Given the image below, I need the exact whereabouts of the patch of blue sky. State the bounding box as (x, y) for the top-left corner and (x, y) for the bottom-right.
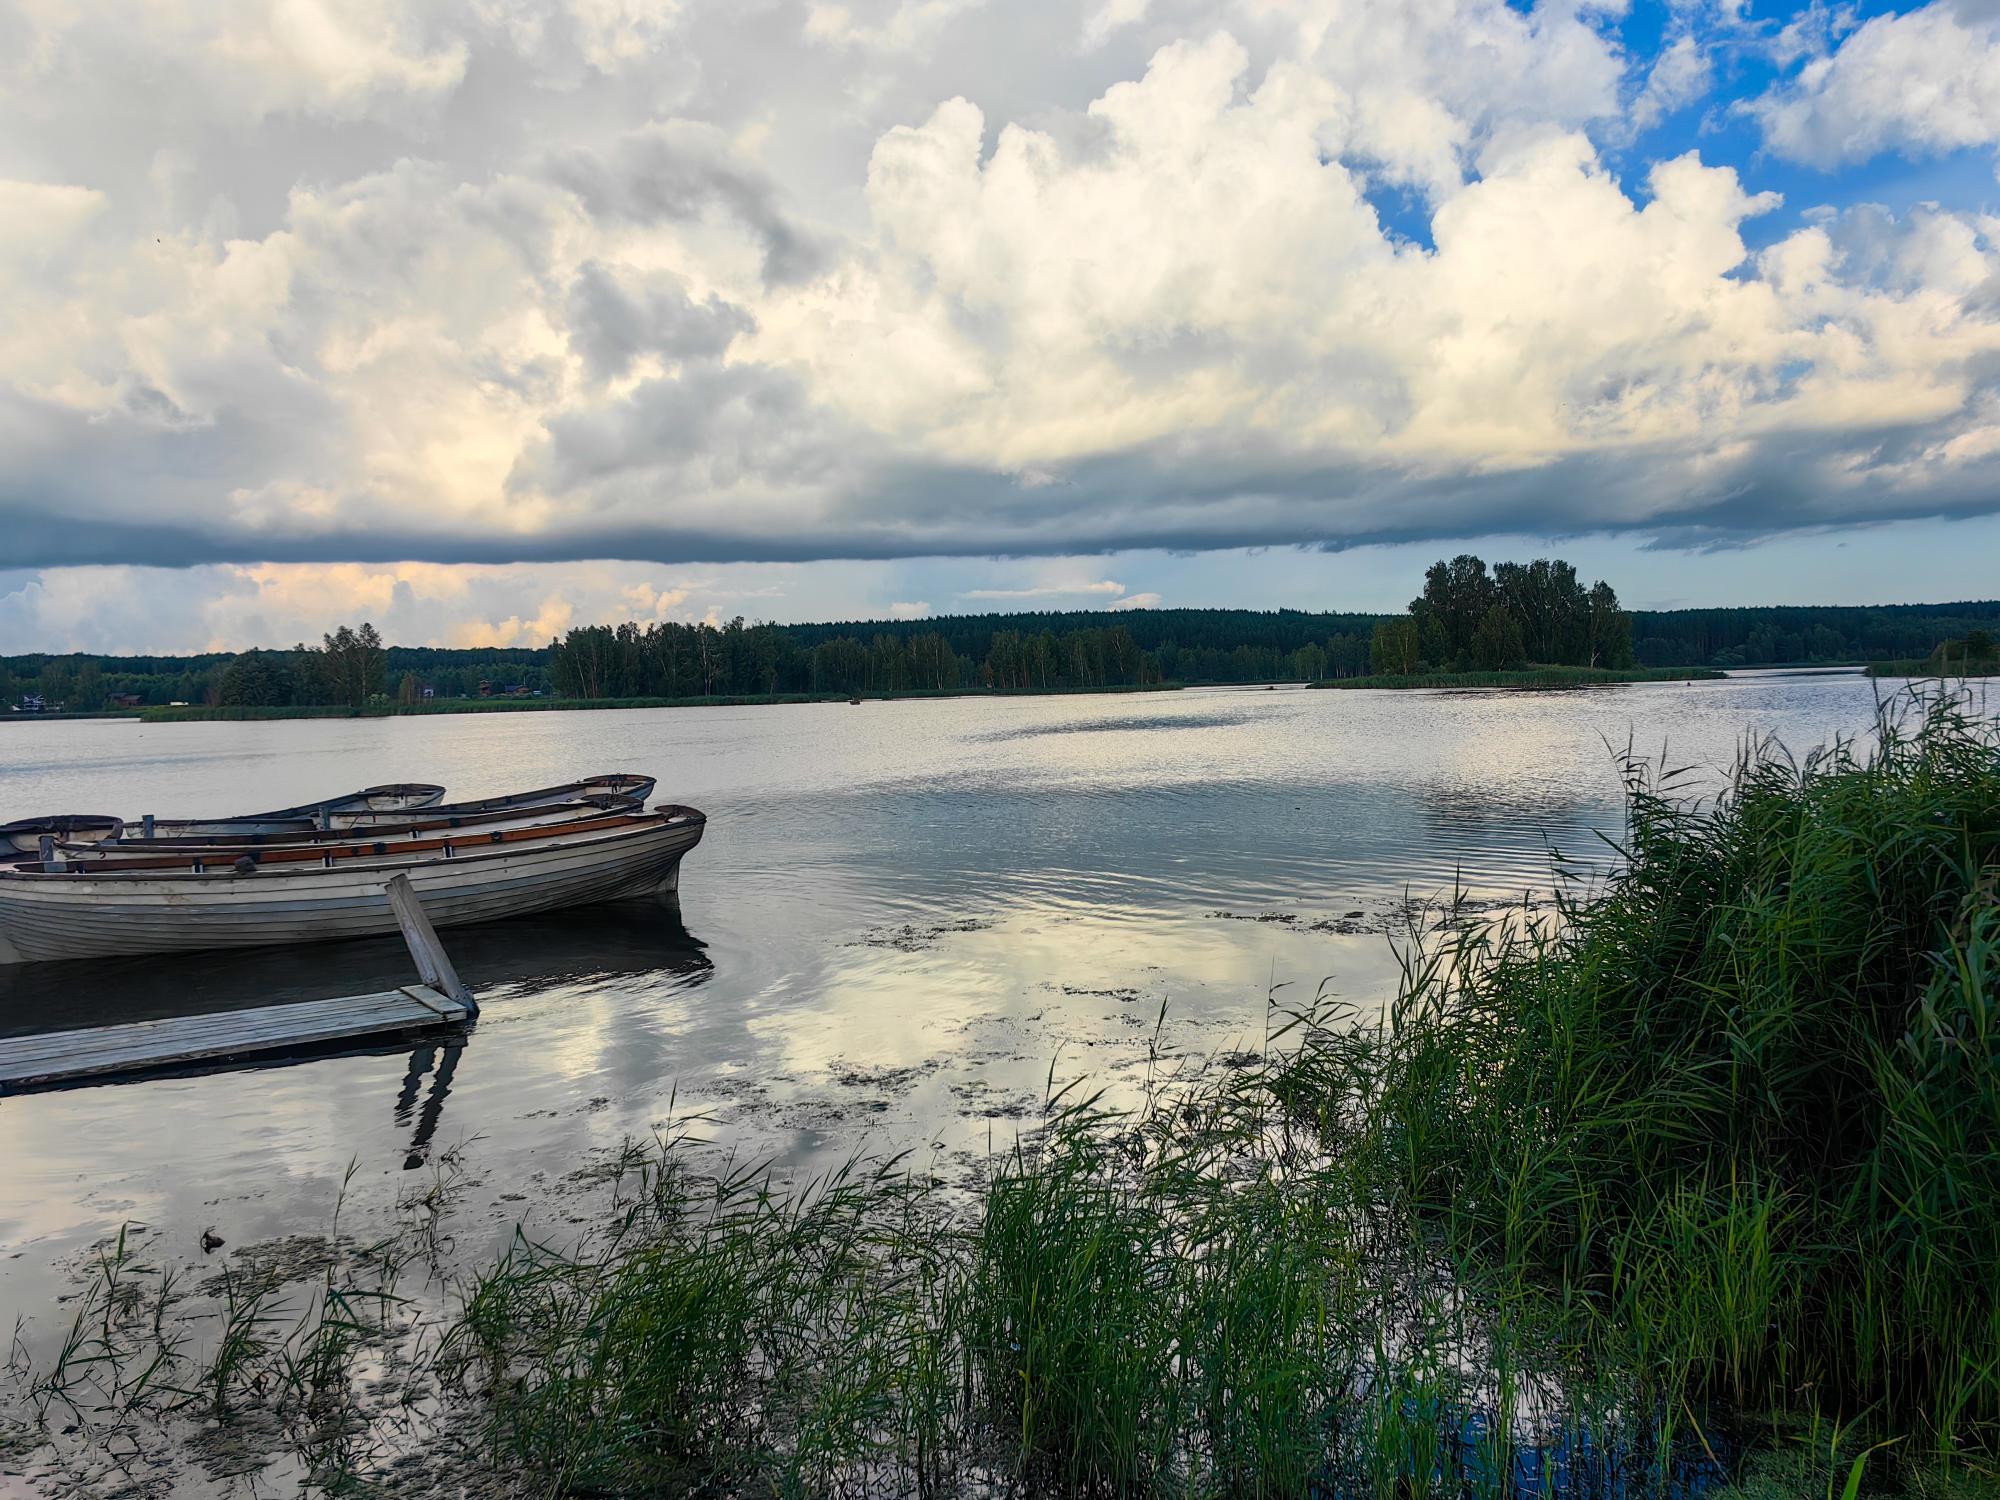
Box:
(1352, 1), (1998, 264)
(1358, 179), (1440, 252)
(1595, 1), (1999, 252)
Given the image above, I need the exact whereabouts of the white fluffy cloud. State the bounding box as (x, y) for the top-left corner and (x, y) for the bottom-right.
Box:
(4, 0), (2000, 616)
(1629, 33), (1710, 135)
(1752, 1), (2000, 167)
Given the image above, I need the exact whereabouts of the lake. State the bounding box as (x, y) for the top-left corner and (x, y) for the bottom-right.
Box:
(0, 671), (1908, 1326)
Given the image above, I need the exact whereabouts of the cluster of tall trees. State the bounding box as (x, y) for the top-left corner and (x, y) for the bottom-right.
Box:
(212, 626), (388, 708)
(802, 631), (967, 693)
(550, 620), (791, 698)
(214, 625), (388, 708)
(1368, 555), (1633, 675)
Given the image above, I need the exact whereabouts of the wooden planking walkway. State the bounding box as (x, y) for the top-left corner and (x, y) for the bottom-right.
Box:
(0, 984), (472, 1091)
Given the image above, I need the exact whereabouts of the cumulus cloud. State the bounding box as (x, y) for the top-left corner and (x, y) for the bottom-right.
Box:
(1628, 33), (1711, 135)
(3, 0), (2000, 615)
(1081, 0), (1151, 50)
(1752, 1), (2000, 166)
(0, 181), (109, 268)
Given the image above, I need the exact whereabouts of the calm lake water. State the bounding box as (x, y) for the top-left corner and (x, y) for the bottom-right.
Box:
(0, 672), (1914, 1326)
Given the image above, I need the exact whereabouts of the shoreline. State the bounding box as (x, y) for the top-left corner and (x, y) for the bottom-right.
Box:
(9, 669), (1740, 726)
(130, 681), (1188, 723)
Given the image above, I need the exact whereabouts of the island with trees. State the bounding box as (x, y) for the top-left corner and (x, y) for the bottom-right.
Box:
(1322, 553), (1720, 687)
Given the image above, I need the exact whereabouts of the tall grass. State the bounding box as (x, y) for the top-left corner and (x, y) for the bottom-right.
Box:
(1363, 690), (2000, 1452)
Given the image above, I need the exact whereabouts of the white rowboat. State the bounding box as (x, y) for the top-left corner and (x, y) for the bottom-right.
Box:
(0, 807), (705, 965)
(0, 816), (124, 856)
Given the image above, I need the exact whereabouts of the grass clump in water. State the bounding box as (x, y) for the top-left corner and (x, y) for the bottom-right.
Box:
(443, 1144), (966, 1497)
(1366, 690), (2000, 1455)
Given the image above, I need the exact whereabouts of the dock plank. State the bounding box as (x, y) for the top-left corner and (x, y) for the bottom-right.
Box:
(0, 986), (471, 1090)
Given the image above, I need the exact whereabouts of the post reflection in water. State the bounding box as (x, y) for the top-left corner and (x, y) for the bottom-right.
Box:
(394, 1041), (462, 1171)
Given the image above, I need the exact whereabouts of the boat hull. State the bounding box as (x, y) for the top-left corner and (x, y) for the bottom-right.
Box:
(0, 817), (703, 965)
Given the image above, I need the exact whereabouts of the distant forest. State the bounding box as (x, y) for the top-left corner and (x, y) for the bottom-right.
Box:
(6, 585), (2000, 710)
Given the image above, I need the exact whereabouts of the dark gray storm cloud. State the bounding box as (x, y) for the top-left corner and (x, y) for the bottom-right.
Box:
(564, 262), (752, 381)
(544, 122), (827, 285)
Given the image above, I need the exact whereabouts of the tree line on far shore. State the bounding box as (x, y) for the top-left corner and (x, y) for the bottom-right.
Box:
(0, 626), (549, 712)
(541, 617), (1387, 697)
(543, 554), (1635, 697)
(8, 591), (2000, 711)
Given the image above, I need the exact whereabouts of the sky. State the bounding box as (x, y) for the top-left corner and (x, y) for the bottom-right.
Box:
(5, 0), (2000, 653)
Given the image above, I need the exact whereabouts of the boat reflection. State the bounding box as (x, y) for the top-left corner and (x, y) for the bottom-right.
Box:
(0, 898), (712, 1039)
(0, 902), (713, 1161)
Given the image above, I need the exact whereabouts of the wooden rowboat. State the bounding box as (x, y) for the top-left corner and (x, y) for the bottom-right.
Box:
(0, 806), (705, 965)
(136, 784), (448, 839)
(0, 815), (124, 856)
(329, 775), (656, 826)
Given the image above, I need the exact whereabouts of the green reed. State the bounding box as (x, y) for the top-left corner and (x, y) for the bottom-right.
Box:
(1362, 689), (2000, 1456)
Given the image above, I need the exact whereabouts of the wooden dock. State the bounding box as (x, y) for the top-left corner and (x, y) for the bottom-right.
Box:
(0, 874), (479, 1093)
(0, 985), (471, 1090)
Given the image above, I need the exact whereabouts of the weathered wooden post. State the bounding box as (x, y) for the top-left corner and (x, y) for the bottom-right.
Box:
(384, 873), (476, 1015)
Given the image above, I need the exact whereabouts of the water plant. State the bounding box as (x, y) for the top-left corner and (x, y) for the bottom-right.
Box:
(1361, 690), (2000, 1454)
